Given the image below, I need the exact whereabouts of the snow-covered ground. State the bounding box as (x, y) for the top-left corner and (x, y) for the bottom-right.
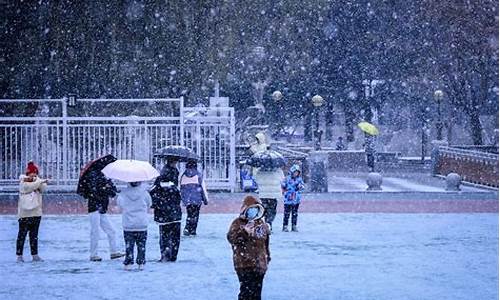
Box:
(328, 172), (491, 192)
(1, 213), (497, 300)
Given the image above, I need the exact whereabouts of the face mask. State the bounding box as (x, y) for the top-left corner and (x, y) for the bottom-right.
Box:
(246, 207), (259, 220)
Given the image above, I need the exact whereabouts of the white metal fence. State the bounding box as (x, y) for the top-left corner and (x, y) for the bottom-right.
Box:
(0, 98), (235, 192)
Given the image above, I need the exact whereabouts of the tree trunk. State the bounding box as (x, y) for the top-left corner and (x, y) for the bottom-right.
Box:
(325, 103), (334, 142)
(469, 110), (483, 145)
(304, 111), (312, 142)
(343, 102), (355, 143)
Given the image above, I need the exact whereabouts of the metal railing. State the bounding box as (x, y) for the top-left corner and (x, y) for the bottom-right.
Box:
(437, 146), (499, 187)
(0, 98), (236, 192)
(439, 146), (498, 164)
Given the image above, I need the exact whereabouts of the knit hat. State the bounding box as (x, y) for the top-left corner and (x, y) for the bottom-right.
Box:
(26, 161), (39, 175)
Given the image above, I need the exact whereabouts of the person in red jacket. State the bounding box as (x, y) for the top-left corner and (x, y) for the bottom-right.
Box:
(227, 195), (271, 300)
(16, 162), (47, 262)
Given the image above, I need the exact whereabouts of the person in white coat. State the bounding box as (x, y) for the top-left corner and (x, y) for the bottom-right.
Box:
(16, 162), (47, 262)
(249, 132), (268, 154)
(117, 182), (152, 271)
(253, 166), (284, 232)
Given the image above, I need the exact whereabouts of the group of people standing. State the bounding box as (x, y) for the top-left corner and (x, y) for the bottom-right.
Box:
(15, 158), (208, 270)
(249, 132), (306, 233)
(105, 157), (208, 269)
(226, 162), (305, 300)
(15, 153), (303, 299)
(223, 132), (305, 299)
(223, 133), (306, 299)
(253, 164), (305, 233)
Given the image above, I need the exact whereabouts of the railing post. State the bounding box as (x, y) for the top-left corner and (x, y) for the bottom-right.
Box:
(196, 118), (201, 159)
(229, 108), (236, 192)
(179, 96), (184, 146)
(61, 98), (68, 185)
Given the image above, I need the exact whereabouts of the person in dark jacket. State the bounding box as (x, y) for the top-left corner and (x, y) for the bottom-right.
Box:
(180, 160), (209, 236)
(227, 195), (271, 300)
(83, 168), (124, 261)
(335, 136), (346, 150)
(364, 134), (376, 172)
(150, 157), (182, 262)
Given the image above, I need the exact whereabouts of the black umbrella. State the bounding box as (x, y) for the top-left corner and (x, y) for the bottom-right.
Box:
(77, 154), (117, 196)
(154, 145), (199, 162)
(246, 150), (286, 170)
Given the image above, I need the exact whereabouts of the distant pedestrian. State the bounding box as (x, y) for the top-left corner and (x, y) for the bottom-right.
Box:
(150, 157), (182, 262)
(83, 168), (124, 262)
(16, 162), (47, 262)
(254, 166), (284, 233)
(117, 181), (152, 271)
(335, 136), (346, 150)
(281, 164), (305, 232)
(227, 195), (271, 300)
(365, 135), (376, 172)
(180, 160), (208, 236)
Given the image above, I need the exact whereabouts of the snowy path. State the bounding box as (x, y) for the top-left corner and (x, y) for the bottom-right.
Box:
(329, 175), (490, 192)
(1, 214), (497, 300)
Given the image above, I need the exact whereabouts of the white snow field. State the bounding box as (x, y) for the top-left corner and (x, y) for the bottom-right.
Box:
(328, 174), (491, 193)
(1, 213), (497, 300)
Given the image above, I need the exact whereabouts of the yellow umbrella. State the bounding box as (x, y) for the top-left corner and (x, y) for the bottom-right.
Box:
(357, 121), (379, 136)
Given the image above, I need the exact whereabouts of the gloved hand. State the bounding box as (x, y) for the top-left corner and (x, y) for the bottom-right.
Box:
(243, 220), (256, 236)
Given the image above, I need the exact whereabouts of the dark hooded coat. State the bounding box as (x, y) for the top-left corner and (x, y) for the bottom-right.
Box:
(150, 164), (182, 223)
(227, 196), (271, 274)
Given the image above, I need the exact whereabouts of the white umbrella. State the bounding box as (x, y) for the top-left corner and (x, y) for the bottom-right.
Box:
(102, 160), (160, 182)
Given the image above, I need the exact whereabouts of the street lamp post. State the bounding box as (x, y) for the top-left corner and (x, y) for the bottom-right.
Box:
(362, 80), (372, 122)
(271, 90), (283, 139)
(309, 94), (328, 192)
(434, 89), (444, 140)
(312, 95), (324, 150)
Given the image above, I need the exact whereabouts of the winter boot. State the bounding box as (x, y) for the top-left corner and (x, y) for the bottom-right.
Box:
(90, 256), (103, 262)
(124, 264), (132, 271)
(183, 228), (191, 236)
(138, 264), (144, 271)
(291, 225), (298, 232)
(110, 252), (125, 259)
(282, 225), (289, 232)
(16, 255), (24, 263)
(32, 255), (44, 262)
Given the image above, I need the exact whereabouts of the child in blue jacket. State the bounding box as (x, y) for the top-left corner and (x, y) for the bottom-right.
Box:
(281, 164), (305, 232)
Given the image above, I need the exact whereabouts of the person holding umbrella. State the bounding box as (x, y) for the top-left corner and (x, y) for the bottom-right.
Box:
(357, 122), (379, 172)
(102, 159), (159, 271)
(77, 155), (124, 262)
(150, 156), (183, 262)
(364, 134), (377, 172)
(246, 150), (286, 233)
(116, 181), (151, 271)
